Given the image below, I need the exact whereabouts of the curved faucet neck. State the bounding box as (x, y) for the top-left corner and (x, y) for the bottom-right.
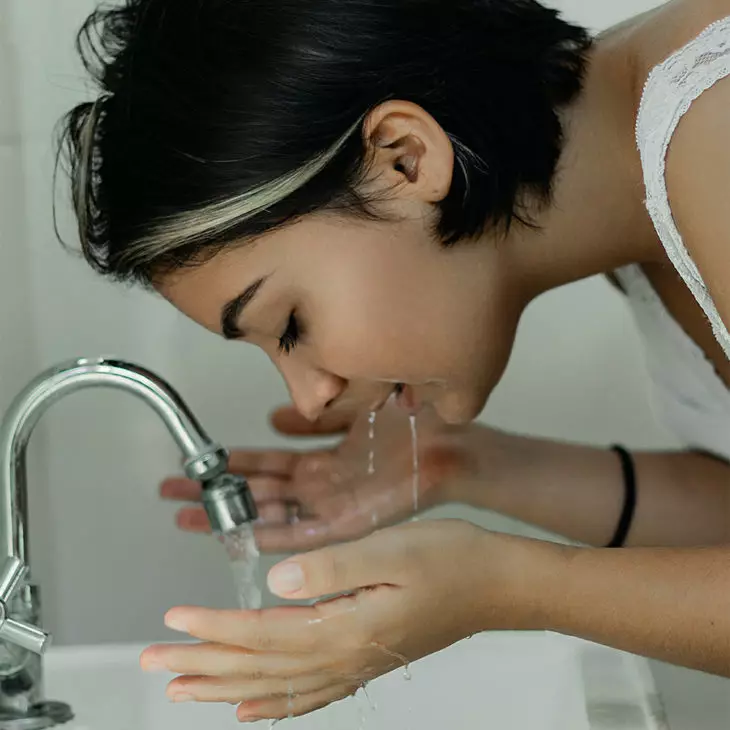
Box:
(0, 358), (228, 566)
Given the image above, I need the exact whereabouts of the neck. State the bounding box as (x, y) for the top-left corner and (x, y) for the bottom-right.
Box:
(507, 31), (663, 302)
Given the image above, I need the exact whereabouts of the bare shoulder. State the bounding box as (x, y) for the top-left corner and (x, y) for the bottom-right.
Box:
(666, 73), (730, 322)
(634, 0), (730, 73)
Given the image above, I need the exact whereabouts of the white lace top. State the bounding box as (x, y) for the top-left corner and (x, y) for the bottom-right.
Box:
(615, 16), (730, 460)
(635, 16), (730, 358)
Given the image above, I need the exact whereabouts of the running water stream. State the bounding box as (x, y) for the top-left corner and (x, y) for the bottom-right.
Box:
(409, 414), (420, 518)
(221, 523), (262, 610)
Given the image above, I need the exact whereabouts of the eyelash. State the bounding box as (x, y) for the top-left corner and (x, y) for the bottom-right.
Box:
(278, 311), (301, 354)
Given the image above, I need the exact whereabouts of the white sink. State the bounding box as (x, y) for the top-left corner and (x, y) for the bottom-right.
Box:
(43, 632), (668, 729)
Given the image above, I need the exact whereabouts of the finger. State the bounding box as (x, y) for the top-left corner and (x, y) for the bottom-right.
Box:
(237, 682), (359, 722)
(165, 672), (337, 704)
(160, 478), (202, 502)
(163, 453), (298, 499)
(174, 501), (312, 539)
(227, 449), (300, 478)
(254, 482), (382, 553)
(270, 406), (356, 436)
(142, 642), (291, 679)
(255, 501), (295, 526)
(163, 606), (324, 653)
(254, 521), (335, 553)
(175, 506), (211, 533)
(267, 531), (404, 600)
(163, 475), (295, 510)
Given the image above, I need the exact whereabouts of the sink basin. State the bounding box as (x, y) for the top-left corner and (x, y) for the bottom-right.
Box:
(43, 632), (667, 729)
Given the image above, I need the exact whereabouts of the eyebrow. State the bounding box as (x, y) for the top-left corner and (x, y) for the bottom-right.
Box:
(220, 276), (268, 340)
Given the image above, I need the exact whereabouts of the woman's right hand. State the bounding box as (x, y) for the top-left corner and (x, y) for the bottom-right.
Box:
(160, 401), (497, 552)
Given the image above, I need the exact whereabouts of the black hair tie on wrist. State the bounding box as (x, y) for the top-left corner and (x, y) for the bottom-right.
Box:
(606, 445), (637, 549)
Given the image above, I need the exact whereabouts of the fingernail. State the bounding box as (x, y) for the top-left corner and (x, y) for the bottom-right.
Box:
(237, 708), (264, 723)
(268, 562), (304, 595)
(164, 612), (188, 632)
(170, 693), (194, 703)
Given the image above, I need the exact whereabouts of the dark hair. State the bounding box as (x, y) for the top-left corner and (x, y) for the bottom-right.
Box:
(58, 0), (591, 285)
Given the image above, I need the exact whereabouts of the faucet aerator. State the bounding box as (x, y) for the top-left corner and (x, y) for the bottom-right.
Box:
(202, 474), (259, 535)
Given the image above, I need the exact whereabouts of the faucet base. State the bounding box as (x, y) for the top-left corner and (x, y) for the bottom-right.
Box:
(0, 700), (73, 730)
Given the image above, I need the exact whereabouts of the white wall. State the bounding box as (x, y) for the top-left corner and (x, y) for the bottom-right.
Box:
(3, 1), (724, 727)
(0, 2), (54, 598)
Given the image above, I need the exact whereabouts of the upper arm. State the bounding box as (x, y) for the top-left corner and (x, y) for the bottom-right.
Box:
(666, 75), (730, 332)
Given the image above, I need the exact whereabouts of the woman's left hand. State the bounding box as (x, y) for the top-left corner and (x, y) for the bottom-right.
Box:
(140, 520), (556, 722)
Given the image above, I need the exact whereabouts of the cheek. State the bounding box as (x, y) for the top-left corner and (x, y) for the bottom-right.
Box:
(308, 276), (476, 380)
(311, 305), (404, 377)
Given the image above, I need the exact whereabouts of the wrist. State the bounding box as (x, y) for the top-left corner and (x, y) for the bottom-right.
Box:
(425, 424), (523, 508)
(419, 423), (481, 505)
(473, 530), (571, 633)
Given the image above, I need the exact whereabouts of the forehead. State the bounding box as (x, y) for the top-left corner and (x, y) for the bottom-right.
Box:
(156, 212), (403, 330)
(157, 243), (261, 331)
(154, 215), (330, 329)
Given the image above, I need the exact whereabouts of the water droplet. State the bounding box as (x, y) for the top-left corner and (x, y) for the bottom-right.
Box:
(356, 687), (368, 729)
(287, 684), (294, 719)
(361, 683), (377, 711)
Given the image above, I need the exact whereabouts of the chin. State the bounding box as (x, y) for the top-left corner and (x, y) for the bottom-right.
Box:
(433, 390), (485, 425)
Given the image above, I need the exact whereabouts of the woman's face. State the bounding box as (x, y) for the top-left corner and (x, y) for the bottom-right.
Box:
(160, 102), (527, 425)
(161, 210), (524, 425)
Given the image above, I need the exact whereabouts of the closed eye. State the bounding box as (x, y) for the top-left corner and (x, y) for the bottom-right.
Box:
(278, 312), (301, 354)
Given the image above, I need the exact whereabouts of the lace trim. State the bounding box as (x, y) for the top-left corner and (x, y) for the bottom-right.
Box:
(636, 16), (730, 359)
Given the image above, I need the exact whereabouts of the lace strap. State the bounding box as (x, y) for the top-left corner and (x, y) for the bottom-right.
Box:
(636, 16), (730, 358)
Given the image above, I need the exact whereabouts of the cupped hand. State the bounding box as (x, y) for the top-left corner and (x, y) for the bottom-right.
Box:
(160, 402), (476, 551)
(141, 519), (548, 722)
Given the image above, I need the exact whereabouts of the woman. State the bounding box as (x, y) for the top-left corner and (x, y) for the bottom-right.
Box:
(61, 0), (730, 721)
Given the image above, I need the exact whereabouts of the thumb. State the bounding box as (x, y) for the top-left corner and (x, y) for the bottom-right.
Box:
(270, 405), (357, 437)
(266, 532), (401, 600)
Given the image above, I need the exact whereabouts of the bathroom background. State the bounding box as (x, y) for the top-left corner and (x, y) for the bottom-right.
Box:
(0, 1), (726, 728)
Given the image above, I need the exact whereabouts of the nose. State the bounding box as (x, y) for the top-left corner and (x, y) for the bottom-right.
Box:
(279, 358), (347, 422)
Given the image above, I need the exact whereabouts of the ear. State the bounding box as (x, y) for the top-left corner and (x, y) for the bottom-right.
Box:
(363, 101), (454, 203)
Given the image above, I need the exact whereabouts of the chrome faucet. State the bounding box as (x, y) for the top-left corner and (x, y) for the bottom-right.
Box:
(0, 358), (258, 729)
